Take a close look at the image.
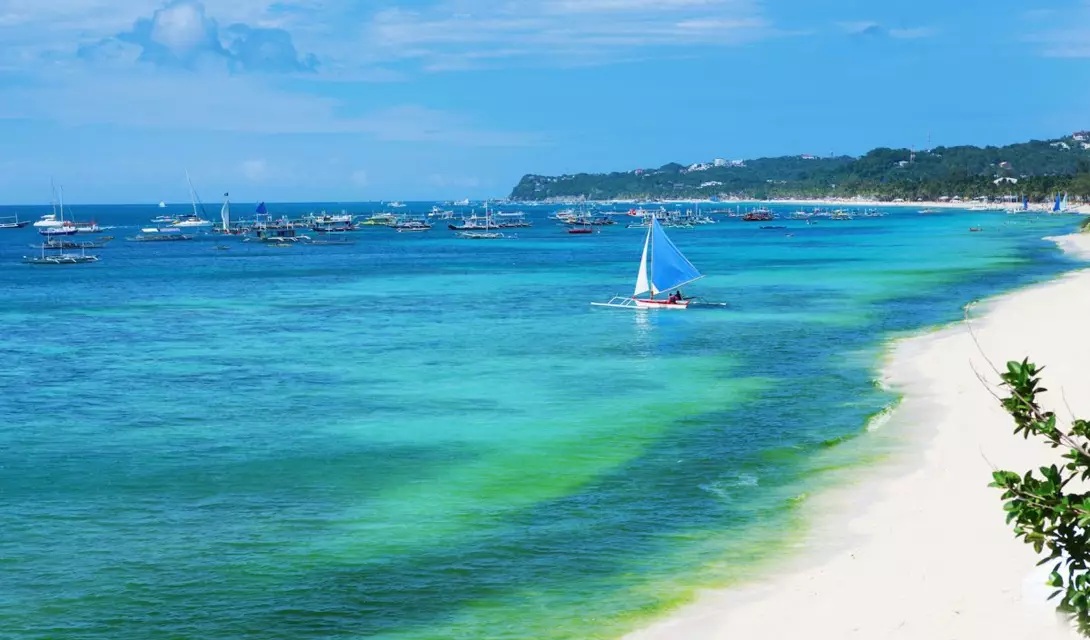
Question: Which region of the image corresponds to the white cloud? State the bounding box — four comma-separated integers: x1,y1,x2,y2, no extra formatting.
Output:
362,0,775,70
0,68,539,145
838,21,937,39
240,159,269,181
1028,2,1090,57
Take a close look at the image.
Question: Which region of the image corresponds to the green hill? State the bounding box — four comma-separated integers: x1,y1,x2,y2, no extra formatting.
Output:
509,134,1090,202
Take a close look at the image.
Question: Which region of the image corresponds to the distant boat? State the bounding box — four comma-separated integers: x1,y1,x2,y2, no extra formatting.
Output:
220,192,230,233
0,215,29,229
173,170,213,229
158,201,167,208
592,215,703,310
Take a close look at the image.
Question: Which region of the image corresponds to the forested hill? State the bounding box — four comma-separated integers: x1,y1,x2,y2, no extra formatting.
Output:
509,135,1090,202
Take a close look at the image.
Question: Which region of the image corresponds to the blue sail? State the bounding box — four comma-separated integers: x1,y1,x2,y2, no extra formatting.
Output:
256,202,267,214
649,216,702,294
1054,194,1061,212
1023,196,1028,210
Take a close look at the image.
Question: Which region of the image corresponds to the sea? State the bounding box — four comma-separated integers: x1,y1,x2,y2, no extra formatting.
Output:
0,201,1082,639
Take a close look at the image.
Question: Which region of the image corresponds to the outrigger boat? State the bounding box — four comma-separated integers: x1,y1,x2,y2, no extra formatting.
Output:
23,244,99,265
0,215,29,229
592,215,707,310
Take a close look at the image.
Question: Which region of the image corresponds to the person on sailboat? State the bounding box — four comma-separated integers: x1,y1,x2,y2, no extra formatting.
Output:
675,290,684,301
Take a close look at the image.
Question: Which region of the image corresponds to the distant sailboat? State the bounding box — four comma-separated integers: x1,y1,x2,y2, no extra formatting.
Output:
592,215,704,310
1053,193,1062,213
158,201,167,208
220,192,230,233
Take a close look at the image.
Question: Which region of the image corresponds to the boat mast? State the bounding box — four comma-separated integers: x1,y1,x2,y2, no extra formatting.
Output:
648,213,655,300
185,169,199,218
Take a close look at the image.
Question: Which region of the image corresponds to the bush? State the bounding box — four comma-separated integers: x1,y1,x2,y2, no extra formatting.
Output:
992,359,1090,635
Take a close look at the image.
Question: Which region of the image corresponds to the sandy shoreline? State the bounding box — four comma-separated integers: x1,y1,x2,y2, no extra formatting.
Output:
626,234,1090,639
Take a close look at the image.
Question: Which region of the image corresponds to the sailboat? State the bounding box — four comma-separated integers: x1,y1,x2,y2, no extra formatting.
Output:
173,170,213,228
592,215,704,310
220,192,230,233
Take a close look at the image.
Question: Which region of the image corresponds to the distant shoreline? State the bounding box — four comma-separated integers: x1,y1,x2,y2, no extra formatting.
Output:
522,197,1090,214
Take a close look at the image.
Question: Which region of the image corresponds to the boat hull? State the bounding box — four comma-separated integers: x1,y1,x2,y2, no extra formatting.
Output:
591,296,690,310
633,298,690,309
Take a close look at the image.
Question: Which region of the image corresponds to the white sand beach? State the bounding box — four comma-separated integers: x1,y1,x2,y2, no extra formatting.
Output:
627,234,1090,640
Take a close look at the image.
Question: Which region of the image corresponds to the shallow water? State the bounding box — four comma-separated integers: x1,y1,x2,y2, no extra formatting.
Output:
0,203,1080,638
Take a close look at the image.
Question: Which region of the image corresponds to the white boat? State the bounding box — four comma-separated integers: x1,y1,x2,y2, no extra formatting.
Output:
0,215,29,229
172,170,213,228
33,214,65,229
592,215,704,310
158,201,167,208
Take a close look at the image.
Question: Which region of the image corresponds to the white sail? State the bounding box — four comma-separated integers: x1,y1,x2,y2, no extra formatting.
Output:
633,225,651,296
220,196,230,232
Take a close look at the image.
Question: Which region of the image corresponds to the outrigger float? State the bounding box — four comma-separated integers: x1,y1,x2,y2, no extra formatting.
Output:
592,215,722,310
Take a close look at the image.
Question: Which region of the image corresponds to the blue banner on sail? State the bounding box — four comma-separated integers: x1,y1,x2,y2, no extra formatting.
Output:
649,217,702,294
256,202,267,214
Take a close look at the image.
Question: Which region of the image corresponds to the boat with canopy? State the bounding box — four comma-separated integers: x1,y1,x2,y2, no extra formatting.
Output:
592,215,704,310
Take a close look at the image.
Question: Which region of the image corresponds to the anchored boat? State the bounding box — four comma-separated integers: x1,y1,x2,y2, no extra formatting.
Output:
592,215,704,310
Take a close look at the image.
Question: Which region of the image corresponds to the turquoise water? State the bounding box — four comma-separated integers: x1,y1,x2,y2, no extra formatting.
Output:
0,203,1081,639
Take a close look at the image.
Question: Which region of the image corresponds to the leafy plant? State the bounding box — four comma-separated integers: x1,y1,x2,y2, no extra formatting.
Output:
991,359,1090,634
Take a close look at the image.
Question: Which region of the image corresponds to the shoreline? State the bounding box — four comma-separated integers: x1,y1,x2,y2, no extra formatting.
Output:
526,197,1090,214
625,234,1090,639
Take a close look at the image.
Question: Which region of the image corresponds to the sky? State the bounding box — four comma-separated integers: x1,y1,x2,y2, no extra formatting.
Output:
0,0,1088,203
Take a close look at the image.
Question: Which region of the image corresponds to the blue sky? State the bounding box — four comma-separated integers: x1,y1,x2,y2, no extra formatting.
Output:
0,0,1087,203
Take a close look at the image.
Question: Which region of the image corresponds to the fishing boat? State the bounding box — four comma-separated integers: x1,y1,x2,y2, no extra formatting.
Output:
0,215,29,229
592,215,703,310
393,220,432,232
742,210,774,222
23,244,99,265
457,231,508,240
31,236,114,250
128,227,193,242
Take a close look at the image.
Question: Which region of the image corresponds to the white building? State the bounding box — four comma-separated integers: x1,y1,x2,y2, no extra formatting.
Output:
713,158,727,167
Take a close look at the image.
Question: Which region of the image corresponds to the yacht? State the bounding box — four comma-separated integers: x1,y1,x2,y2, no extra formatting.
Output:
172,215,213,228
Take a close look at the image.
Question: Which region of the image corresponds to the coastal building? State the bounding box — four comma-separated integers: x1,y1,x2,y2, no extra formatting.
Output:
713,158,727,167
800,154,817,160
1073,131,1090,141
993,177,1019,185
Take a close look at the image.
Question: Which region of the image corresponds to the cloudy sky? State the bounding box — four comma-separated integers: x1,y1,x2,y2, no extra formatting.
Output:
0,0,1086,203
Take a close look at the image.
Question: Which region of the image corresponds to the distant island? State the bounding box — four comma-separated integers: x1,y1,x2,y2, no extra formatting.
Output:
509,133,1090,203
